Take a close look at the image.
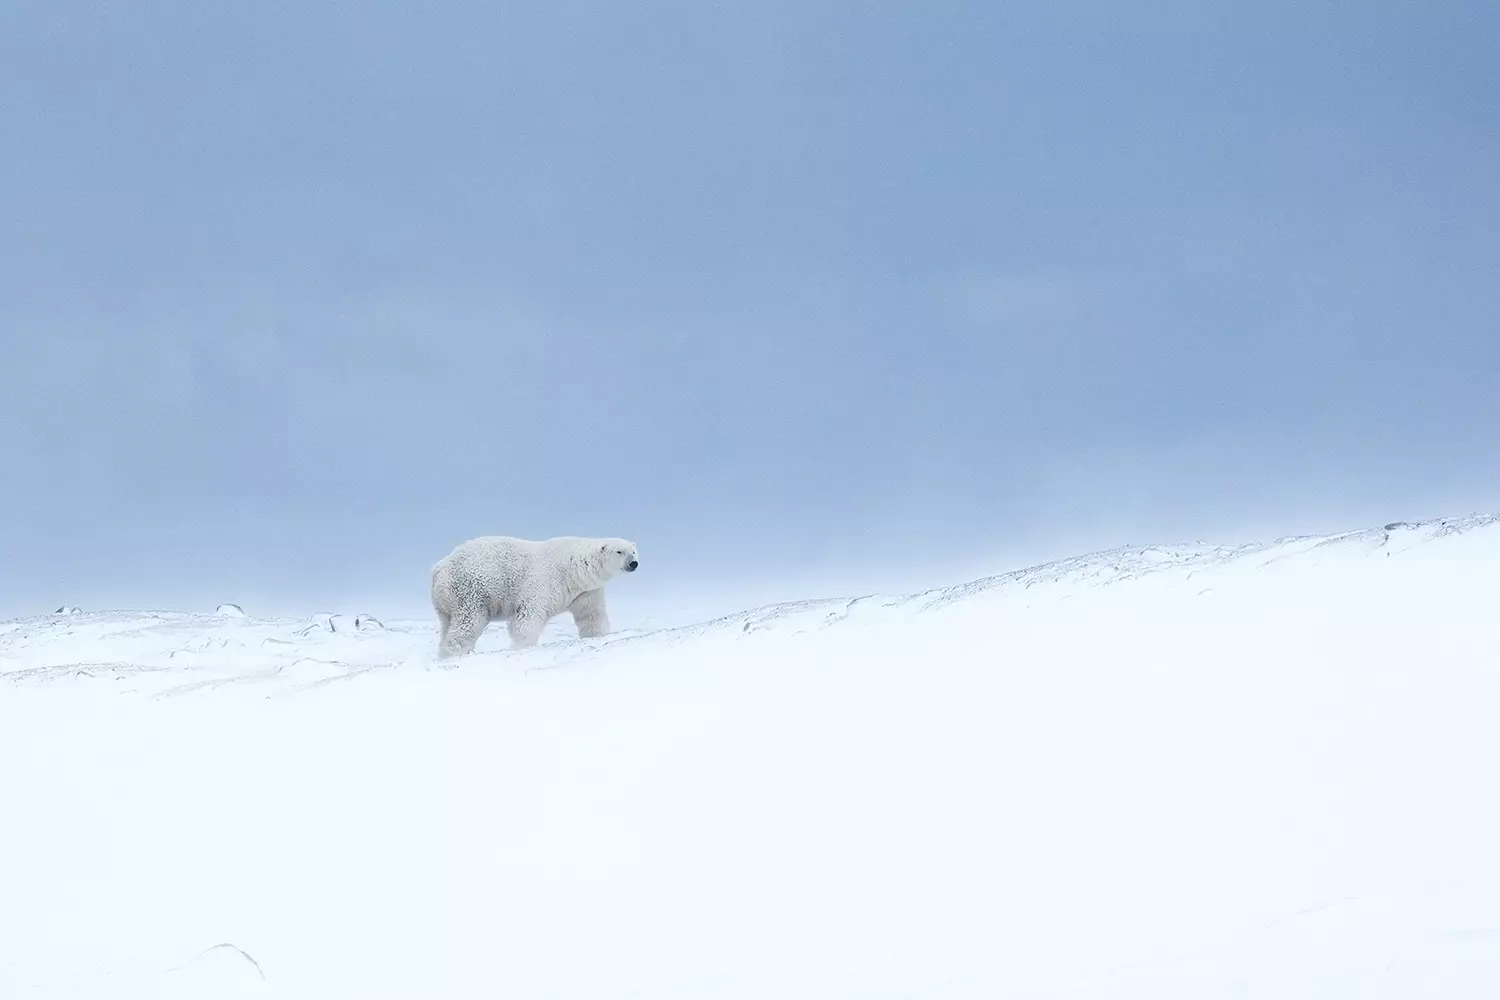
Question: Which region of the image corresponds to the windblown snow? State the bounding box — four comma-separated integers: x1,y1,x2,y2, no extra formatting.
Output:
3,515,1499,998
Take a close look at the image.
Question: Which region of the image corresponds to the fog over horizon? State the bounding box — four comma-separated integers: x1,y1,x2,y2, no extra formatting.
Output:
3,2,1497,621
10,503,1487,626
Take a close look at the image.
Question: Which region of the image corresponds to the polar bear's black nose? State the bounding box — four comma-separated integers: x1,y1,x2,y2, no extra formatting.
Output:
625,559,639,572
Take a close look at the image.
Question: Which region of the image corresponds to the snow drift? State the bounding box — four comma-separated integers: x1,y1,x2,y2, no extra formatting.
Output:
2,514,1499,998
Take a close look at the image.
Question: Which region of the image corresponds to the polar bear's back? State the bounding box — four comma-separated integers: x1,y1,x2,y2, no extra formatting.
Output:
431,536,517,614
436,535,584,572
430,535,595,617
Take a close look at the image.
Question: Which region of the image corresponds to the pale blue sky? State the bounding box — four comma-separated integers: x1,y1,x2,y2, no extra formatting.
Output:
2,1,1497,618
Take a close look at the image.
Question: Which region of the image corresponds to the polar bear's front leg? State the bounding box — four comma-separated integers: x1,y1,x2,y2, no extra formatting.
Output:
568,588,611,639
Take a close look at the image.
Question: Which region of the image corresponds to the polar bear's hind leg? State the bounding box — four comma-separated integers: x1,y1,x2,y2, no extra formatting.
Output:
507,607,551,649
441,606,489,658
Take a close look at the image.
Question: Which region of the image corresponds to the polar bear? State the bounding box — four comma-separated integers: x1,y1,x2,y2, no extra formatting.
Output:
430,535,639,658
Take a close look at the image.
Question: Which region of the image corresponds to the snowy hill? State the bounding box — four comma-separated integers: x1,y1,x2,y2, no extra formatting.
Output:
2,514,1499,997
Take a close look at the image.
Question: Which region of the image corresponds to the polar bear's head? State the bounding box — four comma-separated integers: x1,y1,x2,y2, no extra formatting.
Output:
596,538,640,578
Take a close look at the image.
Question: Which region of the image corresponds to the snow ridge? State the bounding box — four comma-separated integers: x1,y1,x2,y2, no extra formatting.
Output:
2,512,1495,699
2,513,1500,997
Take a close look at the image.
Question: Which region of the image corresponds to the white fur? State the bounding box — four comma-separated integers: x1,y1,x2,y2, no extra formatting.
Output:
430,535,639,658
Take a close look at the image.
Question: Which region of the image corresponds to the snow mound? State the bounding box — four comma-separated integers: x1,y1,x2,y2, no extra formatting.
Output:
288,612,385,636
158,943,267,998
1,512,1499,998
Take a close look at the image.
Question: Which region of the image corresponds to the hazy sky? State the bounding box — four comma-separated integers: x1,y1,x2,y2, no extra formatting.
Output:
2,1,1497,619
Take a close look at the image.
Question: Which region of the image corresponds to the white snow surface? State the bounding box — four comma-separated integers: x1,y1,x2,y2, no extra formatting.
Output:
3,514,1500,998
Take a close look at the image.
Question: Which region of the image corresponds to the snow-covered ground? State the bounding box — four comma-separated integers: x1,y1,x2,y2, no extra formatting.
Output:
3,515,1499,998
